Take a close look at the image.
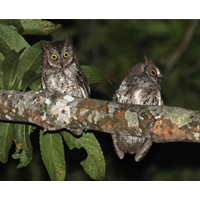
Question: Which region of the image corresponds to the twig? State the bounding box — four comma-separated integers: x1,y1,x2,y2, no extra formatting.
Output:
164,19,199,71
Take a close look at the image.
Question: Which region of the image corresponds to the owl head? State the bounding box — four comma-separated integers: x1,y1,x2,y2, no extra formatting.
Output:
127,55,163,85
41,36,78,69
143,55,163,85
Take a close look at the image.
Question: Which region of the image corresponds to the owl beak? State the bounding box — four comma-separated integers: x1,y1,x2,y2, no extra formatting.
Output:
158,73,163,78
60,60,63,68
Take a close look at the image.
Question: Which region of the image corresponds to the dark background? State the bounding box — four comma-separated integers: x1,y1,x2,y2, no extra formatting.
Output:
1,19,200,181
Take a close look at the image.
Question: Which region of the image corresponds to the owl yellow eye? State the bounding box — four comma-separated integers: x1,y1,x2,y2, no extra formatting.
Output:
63,51,69,58
51,54,57,60
150,69,157,76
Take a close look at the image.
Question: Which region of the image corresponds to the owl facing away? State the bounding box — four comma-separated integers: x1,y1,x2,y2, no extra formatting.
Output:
111,56,163,162
41,36,90,135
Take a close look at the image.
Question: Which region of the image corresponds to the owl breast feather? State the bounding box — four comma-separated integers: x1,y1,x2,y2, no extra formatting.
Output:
42,67,89,98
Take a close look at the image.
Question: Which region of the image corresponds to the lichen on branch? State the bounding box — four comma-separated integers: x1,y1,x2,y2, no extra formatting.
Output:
0,89,200,143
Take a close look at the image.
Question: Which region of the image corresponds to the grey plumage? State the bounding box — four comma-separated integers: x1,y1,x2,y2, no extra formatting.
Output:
41,36,90,135
112,56,163,162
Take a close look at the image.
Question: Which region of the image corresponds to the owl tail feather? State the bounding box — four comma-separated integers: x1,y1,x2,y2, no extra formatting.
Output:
111,134,125,159
135,138,153,162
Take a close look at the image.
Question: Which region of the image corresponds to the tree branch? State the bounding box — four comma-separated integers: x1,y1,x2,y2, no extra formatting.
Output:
162,19,199,71
0,89,200,143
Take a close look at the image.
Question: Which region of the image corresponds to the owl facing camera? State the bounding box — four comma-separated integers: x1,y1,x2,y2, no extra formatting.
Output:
41,36,90,136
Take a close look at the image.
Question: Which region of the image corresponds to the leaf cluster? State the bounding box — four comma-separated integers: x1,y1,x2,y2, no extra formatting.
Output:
0,19,107,181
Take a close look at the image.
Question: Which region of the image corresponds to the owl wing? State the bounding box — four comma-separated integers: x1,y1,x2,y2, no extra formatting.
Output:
75,68,90,98
113,76,144,104
41,70,48,90
67,64,90,98
114,76,163,105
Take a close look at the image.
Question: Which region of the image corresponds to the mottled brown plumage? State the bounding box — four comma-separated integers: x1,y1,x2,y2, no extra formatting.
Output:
41,36,90,135
112,56,163,162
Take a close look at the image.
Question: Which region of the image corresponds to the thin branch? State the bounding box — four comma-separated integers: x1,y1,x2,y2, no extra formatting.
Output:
0,89,200,143
163,19,199,71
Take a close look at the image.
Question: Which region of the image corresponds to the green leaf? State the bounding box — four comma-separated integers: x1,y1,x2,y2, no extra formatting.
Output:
17,42,43,89
0,60,3,89
20,19,61,35
80,65,108,84
21,70,41,91
0,23,30,56
12,124,33,169
29,77,42,90
0,123,14,163
0,52,4,60
40,131,66,181
0,19,24,33
62,131,105,180
2,48,25,90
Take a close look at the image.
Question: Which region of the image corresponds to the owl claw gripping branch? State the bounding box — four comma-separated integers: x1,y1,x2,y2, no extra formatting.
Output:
112,56,163,162
41,36,90,136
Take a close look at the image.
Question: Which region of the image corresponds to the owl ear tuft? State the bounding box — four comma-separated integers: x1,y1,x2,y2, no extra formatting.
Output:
64,36,73,46
41,40,50,51
144,55,152,65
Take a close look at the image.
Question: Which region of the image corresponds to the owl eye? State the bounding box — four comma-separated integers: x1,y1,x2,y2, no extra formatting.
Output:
150,69,157,76
51,54,57,60
63,51,69,58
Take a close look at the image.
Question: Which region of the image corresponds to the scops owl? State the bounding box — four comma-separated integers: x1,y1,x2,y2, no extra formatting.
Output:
111,56,163,162
41,36,90,135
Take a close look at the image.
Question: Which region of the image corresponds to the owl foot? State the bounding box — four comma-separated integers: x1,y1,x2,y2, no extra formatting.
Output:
70,128,83,136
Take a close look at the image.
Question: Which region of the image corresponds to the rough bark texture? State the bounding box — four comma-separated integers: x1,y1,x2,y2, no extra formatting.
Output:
0,89,200,143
